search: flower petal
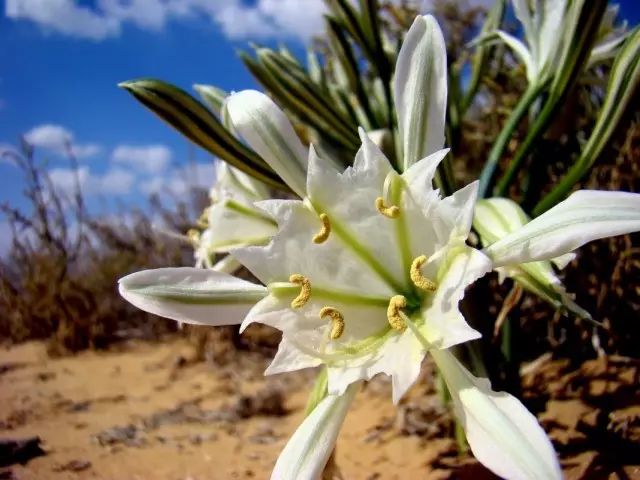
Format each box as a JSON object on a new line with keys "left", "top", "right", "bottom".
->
{"left": 271, "top": 383, "right": 359, "bottom": 480}
{"left": 206, "top": 199, "right": 277, "bottom": 252}
{"left": 512, "top": 0, "right": 536, "bottom": 49}
{"left": 422, "top": 246, "right": 490, "bottom": 349}
{"left": 431, "top": 348, "right": 562, "bottom": 480}
{"left": 211, "top": 254, "right": 242, "bottom": 274}
{"left": 394, "top": 15, "right": 447, "bottom": 171}
{"left": 226, "top": 90, "right": 308, "bottom": 198}
{"left": 496, "top": 31, "right": 535, "bottom": 81}
{"left": 265, "top": 337, "right": 322, "bottom": 375}
{"left": 484, "top": 190, "right": 640, "bottom": 267}
{"left": 473, "top": 197, "right": 530, "bottom": 245}
{"left": 118, "top": 268, "right": 267, "bottom": 326}
{"left": 432, "top": 181, "right": 480, "bottom": 243}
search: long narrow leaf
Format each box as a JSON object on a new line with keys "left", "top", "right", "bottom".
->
{"left": 119, "top": 79, "right": 286, "bottom": 190}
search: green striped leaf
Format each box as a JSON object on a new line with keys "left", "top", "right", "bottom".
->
{"left": 193, "top": 84, "right": 228, "bottom": 115}
{"left": 534, "top": 26, "right": 640, "bottom": 215}
{"left": 119, "top": 79, "right": 287, "bottom": 190}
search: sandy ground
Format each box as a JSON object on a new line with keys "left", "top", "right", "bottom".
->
{"left": 0, "top": 338, "right": 638, "bottom": 479}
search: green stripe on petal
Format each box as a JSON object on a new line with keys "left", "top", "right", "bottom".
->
{"left": 118, "top": 267, "right": 267, "bottom": 326}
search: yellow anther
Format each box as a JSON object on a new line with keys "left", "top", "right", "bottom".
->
{"left": 313, "top": 213, "right": 331, "bottom": 244}
{"left": 187, "top": 229, "right": 201, "bottom": 245}
{"left": 319, "top": 306, "right": 345, "bottom": 340}
{"left": 289, "top": 274, "right": 311, "bottom": 309}
{"left": 197, "top": 206, "right": 211, "bottom": 228}
{"left": 387, "top": 295, "right": 407, "bottom": 332}
{"left": 410, "top": 255, "right": 438, "bottom": 292}
{"left": 375, "top": 197, "right": 400, "bottom": 218}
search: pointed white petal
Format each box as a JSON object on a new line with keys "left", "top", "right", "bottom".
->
{"left": 211, "top": 254, "right": 242, "bottom": 274}
{"left": 422, "top": 247, "right": 490, "bottom": 349}
{"left": 512, "top": 0, "right": 536, "bottom": 49}
{"left": 271, "top": 383, "right": 359, "bottom": 480}
{"left": 431, "top": 349, "right": 562, "bottom": 480}
{"left": 264, "top": 337, "right": 322, "bottom": 375}
{"left": 485, "top": 190, "right": 640, "bottom": 267}
{"left": 434, "top": 181, "right": 480, "bottom": 242}
{"left": 118, "top": 268, "right": 267, "bottom": 326}
{"left": 394, "top": 15, "right": 447, "bottom": 171}
{"left": 538, "top": 0, "right": 567, "bottom": 71}
{"left": 496, "top": 31, "right": 535, "bottom": 82}
{"left": 226, "top": 90, "right": 308, "bottom": 198}
{"left": 206, "top": 199, "right": 277, "bottom": 252}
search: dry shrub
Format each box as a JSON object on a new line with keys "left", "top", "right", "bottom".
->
{"left": 0, "top": 141, "right": 198, "bottom": 354}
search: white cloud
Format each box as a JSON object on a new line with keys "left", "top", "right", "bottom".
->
{"left": 49, "top": 166, "right": 135, "bottom": 196}
{"left": 5, "top": 0, "right": 491, "bottom": 42}
{"left": 4, "top": 0, "right": 335, "bottom": 41}
{"left": 99, "top": 168, "right": 137, "bottom": 195}
{"left": 141, "top": 162, "right": 215, "bottom": 197}
{"left": 24, "top": 124, "right": 101, "bottom": 159}
{"left": 6, "top": 0, "right": 120, "bottom": 40}
{"left": 111, "top": 144, "right": 172, "bottom": 174}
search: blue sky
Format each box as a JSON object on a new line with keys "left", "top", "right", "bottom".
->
{"left": 1, "top": 0, "right": 639, "bottom": 228}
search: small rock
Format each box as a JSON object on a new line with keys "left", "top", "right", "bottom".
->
{"left": 189, "top": 433, "right": 217, "bottom": 445}
{"left": 36, "top": 372, "right": 56, "bottom": 382}
{"left": 0, "top": 436, "right": 46, "bottom": 467}
{"left": 53, "top": 459, "right": 91, "bottom": 472}
{"left": 67, "top": 400, "right": 91, "bottom": 413}
{"left": 0, "top": 468, "right": 17, "bottom": 479}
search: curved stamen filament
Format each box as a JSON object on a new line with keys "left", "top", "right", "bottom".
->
{"left": 197, "top": 206, "right": 211, "bottom": 228}
{"left": 387, "top": 295, "right": 407, "bottom": 332}
{"left": 289, "top": 274, "right": 311, "bottom": 308}
{"left": 187, "top": 229, "right": 201, "bottom": 246}
{"left": 375, "top": 197, "right": 400, "bottom": 218}
{"left": 313, "top": 213, "right": 331, "bottom": 244}
{"left": 410, "top": 255, "right": 438, "bottom": 292}
{"left": 319, "top": 306, "right": 345, "bottom": 340}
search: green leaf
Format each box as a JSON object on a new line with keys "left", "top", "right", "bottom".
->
{"left": 119, "top": 78, "right": 287, "bottom": 190}
{"left": 534, "top": 26, "right": 640, "bottom": 215}
{"left": 461, "top": 0, "right": 507, "bottom": 113}
{"left": 193, "top": 84, "right": 228, "bottom": 116}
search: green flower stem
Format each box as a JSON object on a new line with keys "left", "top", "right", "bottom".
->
{"left": 494, "top": 88, "right": 563, "bottom": 197}
{"left": 477, "top": 82, "right": 544, "bottom": 199}
{"left": 303, "top": 367, "right": 329, "bottom": 417}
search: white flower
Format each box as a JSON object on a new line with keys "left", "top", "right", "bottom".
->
{"left": 473, "top": 197, "right": 591, "bottom": 319}
{"left": 118, "top": 14, "right": 640, "bottom": 480}
{"left": 193, "top": 161, "right": 278, "bottom": 269}
{"left": 495, "top": 0, "right": 629, "bottom": 87}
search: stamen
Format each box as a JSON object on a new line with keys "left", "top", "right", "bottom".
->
{"left": 313, "top": 213, "right": 331, "bottom": 244}
{"left": 289, "top": 274, "right": 311, "bottom": 308}
{"left": 187, "top": 229, "right": 201, "bottom": 246}
{"left": 410, "top": 255, "right": 438, "bottom": 292}
{"left": 197, "top": 206, "right": 211, "bottom": 228}
{"left": 375, "top": 197, "right": 400, "bottom": 218}
{"left": 387, "top": 295, "right": 407, "bottom": 331}
{"left": 319, "top": 306, "right": 345, "bottom": 340}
